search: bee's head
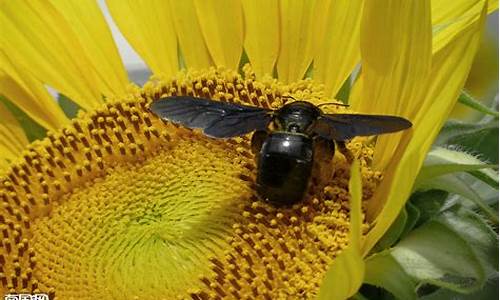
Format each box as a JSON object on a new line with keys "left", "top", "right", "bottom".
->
{"left": 275, "top": 101, "right": 321, "bottom": 133}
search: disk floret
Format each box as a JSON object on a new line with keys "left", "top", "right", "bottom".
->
{"left": 0, "top": 67, "right": 380, "bottom": 298}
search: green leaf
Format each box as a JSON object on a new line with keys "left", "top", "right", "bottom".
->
{"left": 391, "top": 220, "right": 486, "bottom": 293}
{"left": 415, "top": 147, "right": 498, "bottom": 189}
{"left": 364, "top": 251, "right": 417, "bottom": 300}
{"left": 435, "top": 120, "right": 497, "bottom": 145}
{"left": 373, "top": 208, "right": 408, "bottom": 252}
{"left": 458, "top": 90, "right": 499, "bottom": 118}
{"left": 0, "top": 95, "right": 47, "bottom": 142}
{"left": 418, "top": 174, "right": 498, "bottom": 223}
{"left": 58, "top": 93, "right": 82, "bottom": 119}
{"left": 409, "top": 190, "right": 448, "bottom": 227}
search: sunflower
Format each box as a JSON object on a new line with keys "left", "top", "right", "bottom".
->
{"left": 0, "top": 0, "right": 497, "bottom": 299}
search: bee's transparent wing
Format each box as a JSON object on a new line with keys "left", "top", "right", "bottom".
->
{"left": 313, "top": 113, "right": 412, "bottom": 141}
{"left": 150, "top": 96, "right": 273, "bottom": 138}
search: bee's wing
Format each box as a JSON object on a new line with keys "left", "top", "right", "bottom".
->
{"left": 313, "top": 113, "right": 412, "bottom": 141}
{"left": 150, "top": 96, "right": 274, "bottom": 138}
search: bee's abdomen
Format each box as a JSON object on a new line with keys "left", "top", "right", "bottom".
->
{"left": 256, "top": 132, "right": 313, "bottom": 206}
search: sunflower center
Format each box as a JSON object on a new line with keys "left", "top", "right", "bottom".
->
{"left": 30, "top": 138, "right": 250, "bottom": 298}
{"left": 0, "top": 66, "right": 381, "bottom": 299}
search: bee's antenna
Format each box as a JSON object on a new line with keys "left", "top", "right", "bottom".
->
{"left": 317, "top": 102, "right": 350, "bottom": 108}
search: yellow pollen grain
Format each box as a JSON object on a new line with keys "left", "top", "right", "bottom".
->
{"left": 1, "top": 66, "right": 380, "bottom": 299}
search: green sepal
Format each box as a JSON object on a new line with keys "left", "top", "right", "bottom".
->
{"left": 351, "top": 292, "right": 370, "bottom": 300}
{"left": 458, "top": 90, "right": 499, "bottom": 118}
{"left": 415, "top": 208, "right": 498, "bottom": 299}
{"left": 468, "top": 169, "right": 499, "bottom": 188}
{"left": 304, "top": 61, "right": 314, "bottom": 79}
{"left": 400, "top": 202, "right": 420, "bottom": 238}
{"left": 435, "top": 118, "right": 499, "bottom": 166}
{"left": 0, "top": 95, "right": 47, "bottom": 142}
{"left": 455, "top": 126, "right": 499, "bottom": 165}
{"left": 364, "top": 251, "right": 417, "bottom": 300}
{"left": 409, "top": 190, "right": 448, "bottom": 227}
{"left": 335, "top": 75, "right": 351, "bottom": 104}
{"left": 435, "top": 120, "right": 497, "bottom": 146}
{"left": 58, "top": 93, "right": 82, "bottom": 119}
{"left": 419, "top": 274, "right": 499, "bottom": 300}
{"left": 415, "top": 147, "right": 498, "bottom": 189}
{"left": 437, "top": 207, "right": 498, "bottom": 274}
{"left": 418, "top": 174, "right": 498, "bottom": 223}
{"left": 178, "top": 42, "right": 187, "bottom": 70}
{"left": 372, "top": 208, "right": 408, "bottom": 252}
{"left": 237, "top": 49, "right": 250, "bottom": 77}
{"left": 391, "top": 219, "right": 486, "bottom": 294}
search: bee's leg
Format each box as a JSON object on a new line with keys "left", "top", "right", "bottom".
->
{"left": 336, "top": 141, "right": 354, "bottom": 163}
{"left": 251, "top": 131, "right": 268, "bottom": 154}
{"left": 310, "top": 137, "right": 336, "bottom": 196}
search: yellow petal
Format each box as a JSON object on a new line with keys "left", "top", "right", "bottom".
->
{"left": 311, "top": 0, "right": 331, "bottom": 57}
{"left": 193, "top": 0, "right": 244, "bottom": 69}
{"left": 0, "top": 160, "right": 9, "bottom": 175}
{"left": 363, "top": 5, "right": 486, "bottom": 255}
{"left": 49, "top": 0, "right": 129, "bottom": 95}
{"left": 168, "top": 0, "right": 213, "bottom": 69}
{"left": 0, "top": 51, "right": 69, "bottom": 132}
{"left": 106, "top": 0, "right": 178, "bottom": 76}
{"left": 431, "top": 0, "right": 496, "bottom": 53}
{"left": 349, "top": 74, "right": 363, "bottom": 106}
{"left": 276, "top": 0, "right": 316, "bottom": 83}
{"left": 414, "top": 13, "right": 487, "bottom": 139}
{"left": 241, "top": 0, "right": 279, "bottom": 78}
{"left": 318, "top": 160, "right": 364, "bottom": 300}
{"left": 0, "top": 101, "right": 28, "bottom": 171}
{"left": 0, "top": 0, "right": 113, "bottom": 110}
{"left": 356, "top": 0, "right": 432, "bottom": 115}
{"left": 363, "top": 131, "right": 414, "bottom": 251}
{"left": 488, "top": 0, "right": 498, "bottom": 11}
{"left": 355, "top": 0, "right": 432, "bottom": 170}
{"left": 348, "top": 160, "right": 363, "bottom": 248}
{"left": 313, "top": 0, "right": 363, "bottom": 97}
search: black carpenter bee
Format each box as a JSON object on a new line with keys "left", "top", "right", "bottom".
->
{"left": 150, "top": 96, "right": 412, "bottom": 206}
